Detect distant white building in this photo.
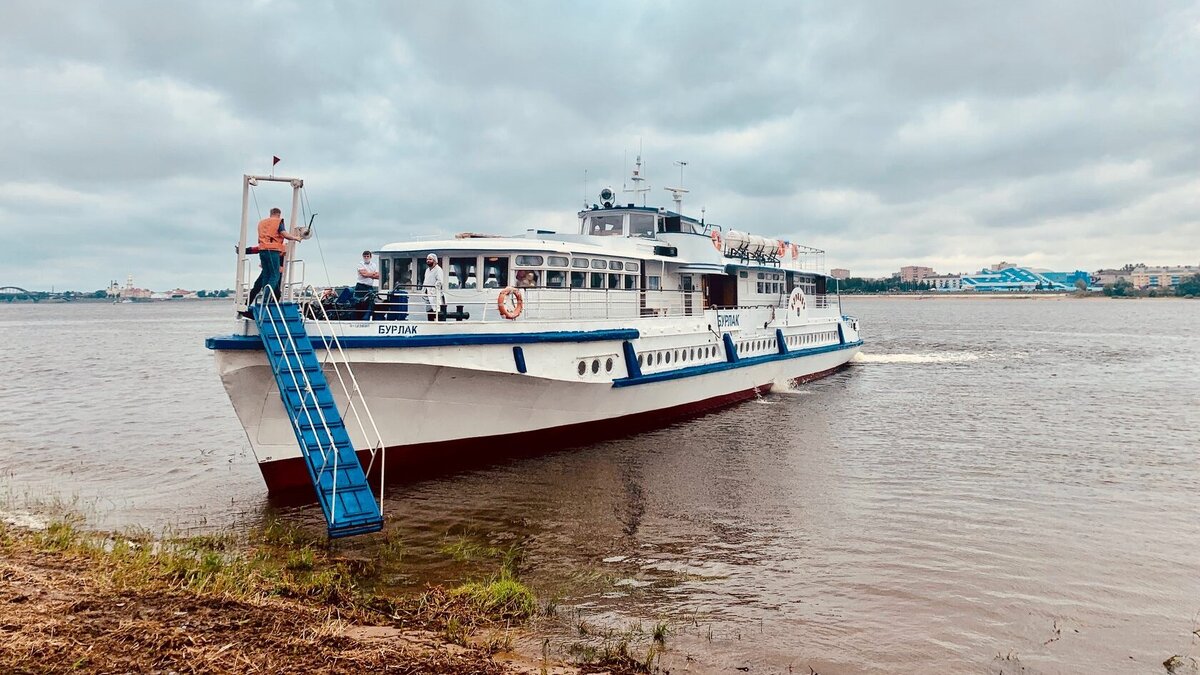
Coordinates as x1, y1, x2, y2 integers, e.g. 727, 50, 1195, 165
925, 274, 962, 291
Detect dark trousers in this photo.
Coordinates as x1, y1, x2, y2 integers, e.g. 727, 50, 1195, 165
248, 250, 282, 305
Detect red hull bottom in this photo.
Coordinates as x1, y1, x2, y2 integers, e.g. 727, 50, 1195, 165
259, 364, 849, 500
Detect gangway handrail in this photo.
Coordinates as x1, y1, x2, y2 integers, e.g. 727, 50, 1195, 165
297, 287, 387, 513
257, 291, 345, 521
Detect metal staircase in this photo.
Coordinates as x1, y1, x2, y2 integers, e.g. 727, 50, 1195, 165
252, 297, 384, 538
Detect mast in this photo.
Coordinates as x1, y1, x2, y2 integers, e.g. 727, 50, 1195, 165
623, 152, 650, 206
663, 159, 689, 213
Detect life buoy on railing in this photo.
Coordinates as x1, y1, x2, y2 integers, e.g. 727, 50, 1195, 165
777, 241, 787, 257
791, 243, 799, 260
710, 230, 723, 251
497, 286, 523, 320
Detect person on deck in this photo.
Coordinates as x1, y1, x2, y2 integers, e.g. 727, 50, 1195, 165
355, 250, 381, 320
422, 253, 445, 321
243, 207, 302, 317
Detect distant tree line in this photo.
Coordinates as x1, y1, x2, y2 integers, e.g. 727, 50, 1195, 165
837, 277, 932, 293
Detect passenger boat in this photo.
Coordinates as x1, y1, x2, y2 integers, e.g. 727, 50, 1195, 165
206, 165, 863, 496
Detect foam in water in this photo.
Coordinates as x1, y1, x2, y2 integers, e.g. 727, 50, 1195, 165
852, 351, 980, 364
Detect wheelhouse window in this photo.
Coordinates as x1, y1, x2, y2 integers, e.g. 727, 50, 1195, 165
587, 214, 624, 237
629, 214, 654, 237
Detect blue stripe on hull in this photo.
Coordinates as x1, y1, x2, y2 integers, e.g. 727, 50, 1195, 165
206, 328, 640, 350
611, 340, 862, 388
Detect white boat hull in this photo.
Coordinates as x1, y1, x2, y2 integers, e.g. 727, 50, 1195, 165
213, 316, 861, 495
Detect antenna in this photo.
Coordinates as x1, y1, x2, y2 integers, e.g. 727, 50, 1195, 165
623, 151, 650, 206
583, 169, 589, 208
664, 159, 689, 213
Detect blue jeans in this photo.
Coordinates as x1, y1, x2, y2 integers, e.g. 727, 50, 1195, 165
249, 250, 282, 305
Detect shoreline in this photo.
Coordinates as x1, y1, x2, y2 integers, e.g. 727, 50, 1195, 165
0, 513, 647, 674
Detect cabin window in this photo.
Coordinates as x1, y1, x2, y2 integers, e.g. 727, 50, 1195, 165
591, 259, 608, 270
608, 273, 621, 289
739, 271, 748, 278
624, 275, 637, 290
571, 258, 590, 269
626, 262, 640, 272
516, 270, 539, 287
447, 257, 478, 290
380, 258, 391, 289
546, 270, 566, 288
515, 255, 544, 266
629, 214, 654, 237
757, 282, 764, 293
482, 257, 508, 289
590, 272, 605, 289
548, 256, 569, 268
588, 214, 624, 237
392, 257, 418, 287
609, 261, 624, 271
648, 276, 661, 290
570, 271, 586, 288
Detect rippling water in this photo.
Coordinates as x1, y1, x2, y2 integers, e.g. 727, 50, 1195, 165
2, 297, 1198, 673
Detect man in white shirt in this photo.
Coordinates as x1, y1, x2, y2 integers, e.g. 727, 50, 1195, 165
355, 250, 380, 320
422, 253, 445, 321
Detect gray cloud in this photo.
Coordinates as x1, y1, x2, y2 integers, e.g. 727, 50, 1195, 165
1, 0, 1197, 290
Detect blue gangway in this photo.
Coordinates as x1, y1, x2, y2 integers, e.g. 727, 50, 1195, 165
253, 301, 384, 538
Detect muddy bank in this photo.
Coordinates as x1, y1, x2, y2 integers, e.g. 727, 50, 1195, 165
0, 516, 640, 674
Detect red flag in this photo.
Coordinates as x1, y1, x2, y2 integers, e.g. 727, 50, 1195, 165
272, 156, 280, 166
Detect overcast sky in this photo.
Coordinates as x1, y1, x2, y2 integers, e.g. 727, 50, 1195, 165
2, 1, 1198, 290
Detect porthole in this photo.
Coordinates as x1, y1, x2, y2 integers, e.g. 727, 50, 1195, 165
605, 357, 613, 372
638, 354, 644, 367
665, 351, 671, 364
591, 359, 600, 374
657, 352, 663, 365
577, 361, 586, 376
674, 350, 680, 362
690, 348, 695, 360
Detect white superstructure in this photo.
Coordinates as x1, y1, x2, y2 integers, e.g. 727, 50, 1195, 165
207, 171, 862, 495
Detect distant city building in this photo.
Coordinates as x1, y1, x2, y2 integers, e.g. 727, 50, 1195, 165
899, 266, 936, 283
830, 268, 850, 280
1128, 264, 1199, 289
925, 274, 962, 291
1093, 264, 1199, 288
959, 266, 1089, 292
990, 261, 1017, 271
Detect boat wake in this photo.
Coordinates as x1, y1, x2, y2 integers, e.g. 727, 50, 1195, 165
852, 351, 980, 365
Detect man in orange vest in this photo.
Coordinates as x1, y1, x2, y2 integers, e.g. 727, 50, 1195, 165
243, 207, 303, 315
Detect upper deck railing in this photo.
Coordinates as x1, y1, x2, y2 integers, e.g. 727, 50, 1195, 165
297, 284, 838, 324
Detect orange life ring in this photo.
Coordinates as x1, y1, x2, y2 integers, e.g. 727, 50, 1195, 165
777, 241, 787, 257
497, 286, 523, 320
791, 243, 799, 260
710, 230, 723, 251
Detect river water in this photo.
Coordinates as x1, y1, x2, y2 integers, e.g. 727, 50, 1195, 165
1, 297, 1198, 673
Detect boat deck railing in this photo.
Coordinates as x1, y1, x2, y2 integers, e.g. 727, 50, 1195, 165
294, 284, 839, 324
